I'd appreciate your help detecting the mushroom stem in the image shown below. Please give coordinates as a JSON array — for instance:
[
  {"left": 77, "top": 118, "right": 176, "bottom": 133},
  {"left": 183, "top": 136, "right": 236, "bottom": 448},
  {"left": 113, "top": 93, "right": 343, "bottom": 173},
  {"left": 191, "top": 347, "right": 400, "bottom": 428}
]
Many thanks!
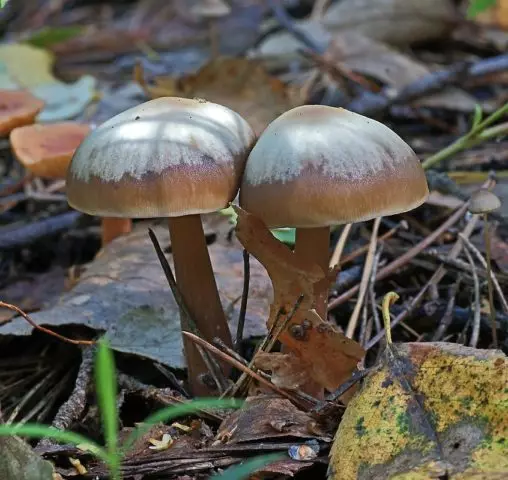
[
  {"left": 168, "top": 214, "right": 232, "bottom": 395},
  {"left": 101, "top": 218, "right": 132, "bottom": 245},
  {"left": 483, "top": 213, "right": 498, "bottom": 348},
  {"left": 294, "top": 226, "right": 330, "bottom": 319}
]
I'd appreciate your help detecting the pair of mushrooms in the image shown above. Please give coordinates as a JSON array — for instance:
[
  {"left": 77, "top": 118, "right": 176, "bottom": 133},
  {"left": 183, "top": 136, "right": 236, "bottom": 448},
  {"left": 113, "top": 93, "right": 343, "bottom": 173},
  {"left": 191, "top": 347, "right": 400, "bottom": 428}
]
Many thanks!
[{"left": 65, "top": 97, "right": 429, "bottom": 394}]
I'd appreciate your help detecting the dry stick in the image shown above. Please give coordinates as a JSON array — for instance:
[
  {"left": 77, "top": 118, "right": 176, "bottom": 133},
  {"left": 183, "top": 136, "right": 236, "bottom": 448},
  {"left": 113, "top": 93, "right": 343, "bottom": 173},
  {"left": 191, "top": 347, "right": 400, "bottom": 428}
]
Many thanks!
[
  {"left": 183, "top": 332, "right": 310, "bottom": 409},
  {"left": 148, "top": 229, "right": 227, "bottom": 392},
  {"left": 463, "top": 248, "right": 481, "bottom": 348},
  {"left": 338, "top": 221, "right": 406, "bottom": 266},
  {"left": 346, "top": 217, "right": 381, "bottom": 338},
  {"left": 366, "top": 209, "right": 482, "bottom": 349},
  {"left": 432, "top": 279, "right": 462, "bottom": 342},
  {"left": 329, "top": 203, "right": 470, "bottom": 310},
  {"left": 235, "top": 249, "right": 250, "bottom": 351},
  {"left": 458, "top": 233, "right": 508, "bottom": 314},
  {"left": 37, "top": 346, "right": 96, "bottom": 448},
  {"left": 329, "top": 223, "right": 353, "bottom": 268},
  {"left": 227, "top": 295, "right": 305, "bottom": 398},
  {"left": 0, "top": 301, "right": 94, "bottom": 345}
]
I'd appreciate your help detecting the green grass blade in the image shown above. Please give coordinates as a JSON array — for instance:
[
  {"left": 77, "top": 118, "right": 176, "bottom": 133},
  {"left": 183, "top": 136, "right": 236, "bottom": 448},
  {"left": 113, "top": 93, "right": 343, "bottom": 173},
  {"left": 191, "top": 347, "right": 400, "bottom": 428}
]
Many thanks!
[
  {"left": 0, "top": 424, "right": 109, "bottom": 463},
  {"left": 217, "top": 453, "right": 286, "bottom": 480},
  {"left": 95, "top": 338, "right": 119, "bottom": 469},
  {"left": 123, "top": 398, "right": 242, "bottom": 453},
  {"left": 467, "top": 0, "right": 496, "bottom": 18}
]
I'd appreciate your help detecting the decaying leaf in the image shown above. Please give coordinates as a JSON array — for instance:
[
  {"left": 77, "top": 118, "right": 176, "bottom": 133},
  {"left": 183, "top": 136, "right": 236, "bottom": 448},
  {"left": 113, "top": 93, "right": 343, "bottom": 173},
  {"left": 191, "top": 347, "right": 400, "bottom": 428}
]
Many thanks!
[
  {"left": 254, "top": 352, "right": 315, "bottom": 392},
  {"left": 324, "top": 31, "right": 478, "bottom": 112},
  {"left": 216, "top": 395, "right": 331, "bottom": 444},
  {"left": 234, "top": 207, "right": 365, "bottom": 391},
  {"left": 323, "top": 0, "right": 461, "bottom": 46},
  {"left": 0, "top": 221, "right": 271, "bottom": 369},
  {"left": 0, "top": 437, "right": 55, "bottom": 480},
  {"left": 329, "top": 342, "right": 508, "bottom": 479},
  {"left": 136, "top": 57, "right": 302, "bottom": 134}
]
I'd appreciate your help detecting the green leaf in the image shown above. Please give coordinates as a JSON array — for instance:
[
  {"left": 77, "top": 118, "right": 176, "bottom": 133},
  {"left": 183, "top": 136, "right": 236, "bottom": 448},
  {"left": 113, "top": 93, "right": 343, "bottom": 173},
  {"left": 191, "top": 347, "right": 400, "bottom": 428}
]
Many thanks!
[
  {"left": 472, "top": 104, "right": 483, "bottom": 128},
  {"left": 123, "top": 398, "right": 242, "bottom": 453},
  {"left": 217, "top": 453, "right": 286, "bottom": 479},
  {"left": 95, "top": 338, "right": 119, "bottom": 472},
  {"left": 467, "top": 0, "right": 496, "bottom": 18},
  {"left": 0, "top": 424, "right": 108, "bottom": 463},
  {"left": 271, "top": 228, "right": 295, "bottom": 245},
  {"left": 23, "top": 26, "right": 83, "bottom": 49}
]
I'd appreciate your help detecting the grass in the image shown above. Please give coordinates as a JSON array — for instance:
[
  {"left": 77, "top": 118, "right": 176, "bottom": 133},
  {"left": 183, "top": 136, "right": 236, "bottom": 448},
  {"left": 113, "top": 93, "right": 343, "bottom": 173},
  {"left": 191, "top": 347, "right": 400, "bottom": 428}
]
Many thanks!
[{"left": 0, "top": 338, "right": 284, "bottom": 479}]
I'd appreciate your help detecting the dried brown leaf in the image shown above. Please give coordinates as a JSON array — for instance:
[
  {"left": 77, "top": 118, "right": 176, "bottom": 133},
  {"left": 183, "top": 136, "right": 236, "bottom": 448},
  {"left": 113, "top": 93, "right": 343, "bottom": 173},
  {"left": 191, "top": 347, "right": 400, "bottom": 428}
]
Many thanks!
[
  {"left": 234, "top": 207, "right": 364, "bottom": 391},
  {"left": 137, "top": 57, "right": 303, "bottom": 134}
]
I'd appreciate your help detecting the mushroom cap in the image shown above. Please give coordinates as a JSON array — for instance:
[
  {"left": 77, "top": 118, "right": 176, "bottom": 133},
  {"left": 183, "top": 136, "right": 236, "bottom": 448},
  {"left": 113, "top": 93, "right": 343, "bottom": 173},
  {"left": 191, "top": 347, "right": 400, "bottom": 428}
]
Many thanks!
[
  {"left": 66, "top": 97, "right": 256, "bottom": 218},
  {"left": 10, "top": 122, "right": 90, "bottom": 178},
  {"left": 0, "top": 90, "right": 45, "bottom": 135},
  {"left": 239, "top": 105, "right": 429, "bottom": 228},
  {"left": 469, "top": 189, "right": 501, "bottom": 214}
]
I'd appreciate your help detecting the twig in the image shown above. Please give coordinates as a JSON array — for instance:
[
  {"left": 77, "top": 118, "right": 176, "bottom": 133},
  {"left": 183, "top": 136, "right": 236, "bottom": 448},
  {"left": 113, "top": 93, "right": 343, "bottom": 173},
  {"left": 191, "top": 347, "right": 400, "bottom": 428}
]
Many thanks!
[
  {"left": 458, "top": 233, "right": 508, "bottom": 314},
  {"left": 365, "top": 204, "right": 483, "bottom": 349},
  {"left": 462, "top": 248, "right": 481, "bottom": 348},
  {"left": 432, "top": 279, "right": 461, "bottom": 341},
  {"left": 346, "top": 218, "right": 381, "bottom": 338},
  {"left": 183, "top": 332, "right": 311, "bottom": 409},
  {"left": 235, "top": 250, "right": 250, "bottom": 351},
  {"left": 347, "top": 54, "right": 508, "bottom": 117},
  {"left": 329, "top": 203, "right": 470, "bottom": 309},
  {"left": 227, "top": 296, "right": 304, "bottom": 398},
  {"left": 329, "top": 223, "right": 352, "bottom": 268},
  {"left": 266, "top": 0, "right": 324, "bottom": 53},
  {"left": 37, "top": 346, "right": 95, "bottom": 447},
  {"left": 147, "top": 229, "right": 227, "bottom": 390},
  {"left": 338, "top": 220, "right": 406, "bottom": 266},
  {"left": 0, "top": 211, "right": 81, "bottom": 249},
  {"left": 213, "top": 338, "right": 250, "bottom": 368},
  {"left": 0, "top": 301, "right": 94, "bottom": 345}
]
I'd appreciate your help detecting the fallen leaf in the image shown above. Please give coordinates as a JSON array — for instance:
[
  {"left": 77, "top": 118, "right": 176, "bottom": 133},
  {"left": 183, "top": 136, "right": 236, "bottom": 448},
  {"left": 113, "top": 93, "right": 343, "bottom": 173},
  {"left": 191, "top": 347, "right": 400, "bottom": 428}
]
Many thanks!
[
  {"left": 0, "top": 43, "right": 96, "bottom": 122},
  {"left": 323, "top": 0, "right": 461, "bottom": 46},
  {"left": 329, "top": 342, "right": 508, "bottom": 479},
  {"left": 216, "top": 395, "right": 331, "bottom": 444},
  {"left": 0, "top": 221, "right": 271, "bottom": 369},
  {"left": 254, "top": 352, "right": 316, "bottom": 392},
  {"left": 136, "top": 57, "right": 302, "bottom": 134},
  {"left": 0, "top": 437, "right": 55, "bottom": 480},
  {"left": 324, "top": 31, "right": 478, "bottom": 112},
  {"left": 234, "top": 207, "right": 364, "bottom": 391}
]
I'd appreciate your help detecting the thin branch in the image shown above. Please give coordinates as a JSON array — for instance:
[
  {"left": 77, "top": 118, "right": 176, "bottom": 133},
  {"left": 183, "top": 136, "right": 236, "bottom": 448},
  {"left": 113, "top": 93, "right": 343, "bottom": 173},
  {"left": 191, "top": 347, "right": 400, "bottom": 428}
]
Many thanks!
[
  {"left": 463, "top": 247, "right": 481, "bottom": 348},
  {"left": 235, "top": 249, "right": 250, "bottom": 351}
]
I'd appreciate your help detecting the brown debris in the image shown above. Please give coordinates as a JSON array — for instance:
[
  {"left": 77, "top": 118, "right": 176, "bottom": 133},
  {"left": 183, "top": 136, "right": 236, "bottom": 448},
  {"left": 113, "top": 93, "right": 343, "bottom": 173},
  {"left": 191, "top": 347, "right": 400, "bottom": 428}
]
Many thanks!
[{"left": 0, "top": 89, "right": 44, "bottom": 135}]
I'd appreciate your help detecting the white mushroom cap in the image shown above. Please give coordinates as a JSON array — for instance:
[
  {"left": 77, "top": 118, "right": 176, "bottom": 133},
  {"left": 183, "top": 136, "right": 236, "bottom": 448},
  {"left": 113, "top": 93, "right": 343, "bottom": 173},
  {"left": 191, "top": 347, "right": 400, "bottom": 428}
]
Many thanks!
[
  {"left": 240, "top": 105, "right": 429, "bottom": 228},
  {"left": 469, "top": 189, "right": 501, "bottom": 214},
  {"left": 67, "top": 97, "right": 255, "bottom": 218}
]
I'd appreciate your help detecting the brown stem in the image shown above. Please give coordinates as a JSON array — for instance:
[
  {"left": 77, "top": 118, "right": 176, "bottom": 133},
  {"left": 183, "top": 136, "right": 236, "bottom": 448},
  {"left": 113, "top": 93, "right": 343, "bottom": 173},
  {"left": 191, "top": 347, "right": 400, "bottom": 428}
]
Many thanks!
[
  {"left": 168, "top": 214, "right": 232, "bottom": 396},
  {"left": 101, "top": 218, "right": 132, "bottom": 245},
  {"left": 484, "top": 213, "right": 498, "bottom": 348},
  {"left": 294, "top": 226, "right": 330, "bottom": 319}
]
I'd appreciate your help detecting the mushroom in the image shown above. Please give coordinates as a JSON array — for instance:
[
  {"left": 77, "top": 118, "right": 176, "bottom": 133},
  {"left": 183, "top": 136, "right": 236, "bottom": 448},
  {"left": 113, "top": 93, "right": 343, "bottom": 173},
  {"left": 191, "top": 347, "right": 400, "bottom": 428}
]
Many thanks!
[
  {"left": 66, "top": 97, "right": 256, "bottom": 394},
  {"left": 191, "top": 0, "right": 231, "bottom": 60},
  {"left": 10, "top": 122, "right": 91, "bottom": 178},
  {"left": 0, "top": 90, "right": 45, "bottom": 135},
  {"left": 240, "top": 105, "right": 429, "bottom": 321},
  {"left": 469, "top": 188, "right": 502, "bottom": 348}
]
